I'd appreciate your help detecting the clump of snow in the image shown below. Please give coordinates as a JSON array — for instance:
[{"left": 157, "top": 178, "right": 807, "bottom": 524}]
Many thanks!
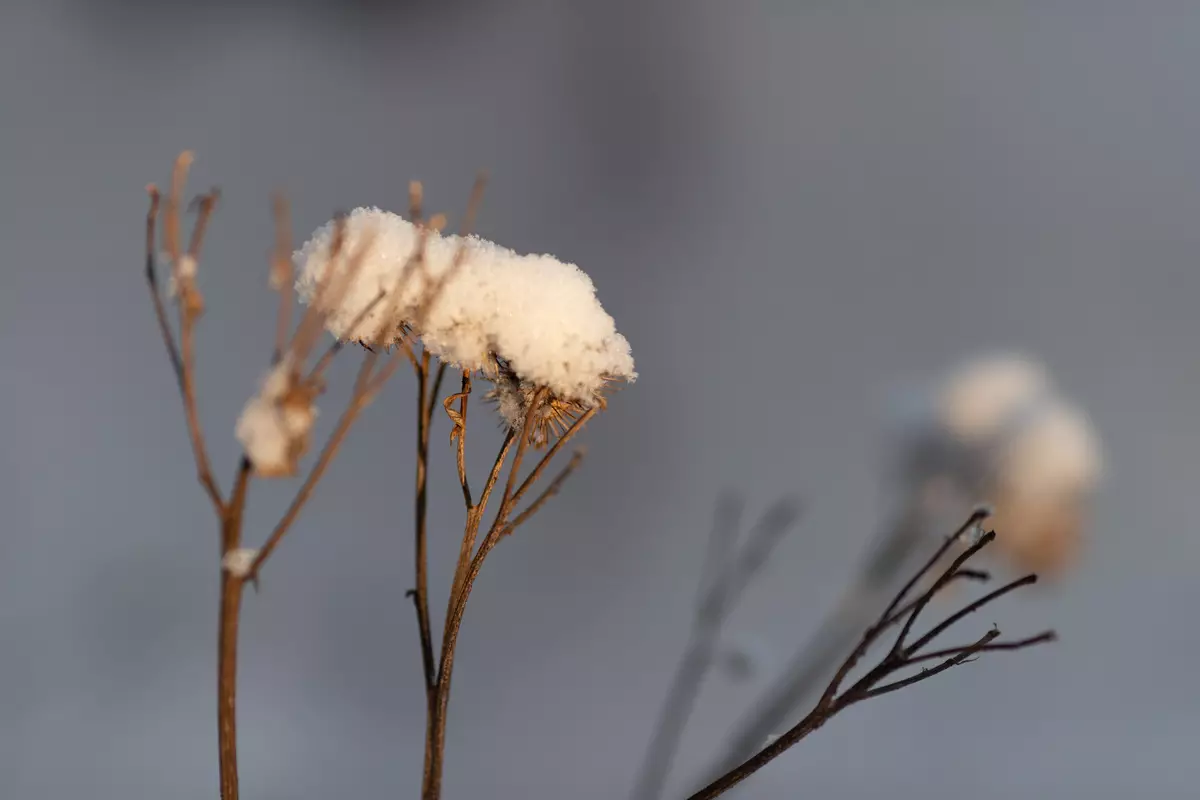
[
  {"left": 234, "top": 358, "right": 318, "bottom": 477},
  {"left": 167, "top": 254, "right": 198, "bottom": 299},
  {"left": 293, "top": 208, "right": 636, "bottom": 405},
  {"left": 221, "top": 548, "right": 260, "bottom": 579}
]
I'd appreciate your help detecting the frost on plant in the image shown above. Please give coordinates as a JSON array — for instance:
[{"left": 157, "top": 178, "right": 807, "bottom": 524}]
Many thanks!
[
  {"left": 294, "top": 208, "right": 636, "bottom": 434},
  {"left": 221, "top": 548, "right": 260, "bottom": 579}
]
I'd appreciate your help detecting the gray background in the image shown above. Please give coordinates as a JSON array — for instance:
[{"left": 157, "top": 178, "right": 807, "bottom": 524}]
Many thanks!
[{"left": 2, "top": 1, "right": 1198, "bottom": 797}]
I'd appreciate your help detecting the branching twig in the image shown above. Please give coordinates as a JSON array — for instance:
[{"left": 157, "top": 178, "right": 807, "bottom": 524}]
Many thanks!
[
  {"left": 144, "top": 154, "right": 224, "bottom": 514},
  {"left": 631, "top": 496, "right": 802, "bottom": 800},
  {"left": 686, "top": 509, "right": 1054, "bottom": 800},
  {"left": 424, "top": 387, "right": 595, "bottom": 800},
  {"left": 708, "top": 504, "right": 985, "bottom": 780},
  {"left": 147, "top": 153, "right": 412, "bottom": 800}
]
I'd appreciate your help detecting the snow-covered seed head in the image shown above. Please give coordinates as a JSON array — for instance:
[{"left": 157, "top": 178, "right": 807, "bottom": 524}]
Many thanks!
[
  {"left": 234, "top": 358, "right": 320, "bottom": 477},
  {"left": 294, "top": 208, "right": 636, "bottom": 417},
  {"left": 483, "top": 357, "right": 617, "bottom": 447}
]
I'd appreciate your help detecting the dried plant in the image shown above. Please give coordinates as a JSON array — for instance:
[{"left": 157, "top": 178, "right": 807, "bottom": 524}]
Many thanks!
[
  {"left": 685, "top": 507, "right": 1055, "bottom": 799},
  {"left": 148, "top": 152, "right": 1069, "bottom": 800},
  {"left": 146, "top": 152, "right": 633, "bottom": 800}
]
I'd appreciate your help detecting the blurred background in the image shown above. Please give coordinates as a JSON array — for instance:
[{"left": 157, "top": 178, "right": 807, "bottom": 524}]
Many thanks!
[{"left": 2, "top": 1, "right": 1199, "bottom": 797}]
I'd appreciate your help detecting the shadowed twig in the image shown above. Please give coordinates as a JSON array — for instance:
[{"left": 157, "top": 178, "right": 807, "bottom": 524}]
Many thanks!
[
  {"left": 686, "top": 507, "right": 1055, "bottom": 799},
  {"left": 705, "top": 496, "right": 948, "bottom": 784},
  {"left": 631, "top": 495, "right": 802, "bottom": 800}
]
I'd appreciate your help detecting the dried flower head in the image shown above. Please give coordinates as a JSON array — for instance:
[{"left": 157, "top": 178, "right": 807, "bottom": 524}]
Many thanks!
[
  {"left": 294, "top": 208, "right": 636, "bottom": 406},
  {"left": 482, "top": 356, "right": 617, "bottom": 446}
]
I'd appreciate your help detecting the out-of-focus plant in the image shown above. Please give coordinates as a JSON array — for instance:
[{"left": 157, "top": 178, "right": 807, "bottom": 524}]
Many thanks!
[{"left": 669, "top": 354, "right": 1102, "bottom": 797}]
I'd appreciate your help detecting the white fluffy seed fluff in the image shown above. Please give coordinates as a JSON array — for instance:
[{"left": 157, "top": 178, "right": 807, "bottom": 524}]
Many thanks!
[
  {"left": 293, "top": 208, "right": 636, "bottom": 404},
  {"left": 234, "top": 358, "right": 318, "bottom": 476},
  {"left": 221, "top": 548, "right": 260, "bottom": 579}
]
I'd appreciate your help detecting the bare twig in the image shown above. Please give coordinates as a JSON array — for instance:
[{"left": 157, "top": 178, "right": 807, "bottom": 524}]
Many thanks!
[
  {"left": 686, "top": 510, "right": 1054, "bottom": 800},
  {"left": 445, "top": 370, "right": 473, "bottom": 508},
  {"left": 708, "top": 505, "right": 988, "bottom": 779},
  {"left": 424, "top": 386, "right": 594, "bottom": 800},
  {"left": 145, "top": 155, "right": 224, "bottom": 514},
  {"left": 412, "top": 351, "right": 440, "bottom": 696},
  {"left": 247, "top": 352, "right": 392, "bottom": 579},
  {"left": 269, "top": 193, "right": 294, "bottom": 364},
  {"left": 216, "top": 459, "right": 251, "bottom": 800},
  {"left": 503, "top": 449, "right": 585, "bottom": 533},
  {"left": 508, "top": 405, "right": 595, "bottom": 512},
  {"left": 147, "top": 152, "right": 425, "bottom": 800},
  {"left": 445, "top": 429, "right": 516, "bottom": 633}
]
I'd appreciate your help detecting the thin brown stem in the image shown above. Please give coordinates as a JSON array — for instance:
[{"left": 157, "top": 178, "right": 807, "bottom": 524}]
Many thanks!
[
  {"left": 412, "top": 353, "right": 437, "bottom": 695},
  {"left": 145, "top": 165, "right": 225, "bottom": 514},
  {"left": 144, "top": 186, "right": 184, "bottom": 393},
  {"left": 216, "top": 459, "right": 251, "bottom": 800},
  {"left": 247, "top": 352, "right": 395, "bottom": 580},
  {"left": 451, "top": 371, "right": 472, "bottom": 508},
  {"left": 175, "top": 192, "right": 222, "bottom": 512},
  {"left": 427, "top": 387, "right": 589, "bottom": 800},
  {"left": 409, "top": 352, "right": 440, "bottom": 793},
  {"left": 186, "top": 191, "right": 220, "bottom": 261},
  {"left": 508, "top": 406, "right": 596, "bottom": 511},
  {"left": 851, "top": 629, "right": 1001, "bottom": 702},
  {"left": 270, "top": 193, "right": 294, "bottom": 364},
  {"left": 904, "top": 572, "right": 1037, "bottom": 656},
  {"left": 445, "top": 430, "right": 516, "bottom": 635},
  {"left": 502, "top": 450, "right": 584, "bottom": 534},
  {"left": 879, "top": 507, "right": 990, "bottom": 622},
  {"left": 904, "top": 631, "right": 1057, "bottom": 667}
]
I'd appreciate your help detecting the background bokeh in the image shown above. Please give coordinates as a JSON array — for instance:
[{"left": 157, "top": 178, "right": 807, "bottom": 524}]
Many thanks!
[{"left": 3, "top": 1, "right": 1199, "bottom": 797}]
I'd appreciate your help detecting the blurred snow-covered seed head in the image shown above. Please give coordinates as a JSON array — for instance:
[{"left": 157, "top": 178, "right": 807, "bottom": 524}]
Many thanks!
[
  {"left": 935, "top": 353, "right": 1051, "bottom": 445},
  {"left": 893, "top": 353, "right": 1103, "bottom": 578},
  {"left": 986, "top": 396, "right": 1103, "bottom": 575}
]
